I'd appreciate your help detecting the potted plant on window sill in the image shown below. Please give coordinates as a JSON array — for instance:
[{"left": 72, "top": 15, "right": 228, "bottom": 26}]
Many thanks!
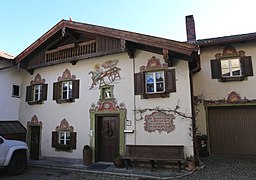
[
  {"left": 185, "top": 155, "right": 197, "bottom": 171},
  {"left": 113, "top": 154, "right": 125, "bottom": 168}
]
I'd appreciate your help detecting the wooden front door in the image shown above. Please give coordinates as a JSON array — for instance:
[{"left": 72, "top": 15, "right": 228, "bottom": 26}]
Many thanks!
[
  {"left": 30, "top": 126, "right": 40, "bottom": 160},
  {"left": 96, "top": 116, "right": 119, "bottom": 162}
]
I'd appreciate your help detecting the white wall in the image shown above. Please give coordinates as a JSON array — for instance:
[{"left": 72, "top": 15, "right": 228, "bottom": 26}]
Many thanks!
[
  {"left": 0, "top": 60, "right": 21, "bottom": 120},
  {"left": 19, "top": 50, "right": 194, "bottom": 159}
]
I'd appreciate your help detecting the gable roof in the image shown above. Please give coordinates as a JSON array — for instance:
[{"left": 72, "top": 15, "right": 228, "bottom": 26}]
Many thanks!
[
  {"left": 197, "top": 32, "right": 256, "bottom": 47},
  {"left": 15, "top": 19, "right": 197, "bottom": 63}
]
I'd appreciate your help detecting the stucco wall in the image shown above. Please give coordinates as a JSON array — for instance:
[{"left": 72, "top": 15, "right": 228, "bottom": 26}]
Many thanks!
[
  {"left": 19, "top": 50, "right": 193, "bottom": 160},
  {"left": 0, "top": 60, "right": 21, "bottom": 120},
  {"left": 193, "top": 41, "right": 256, "bottom": 134}
]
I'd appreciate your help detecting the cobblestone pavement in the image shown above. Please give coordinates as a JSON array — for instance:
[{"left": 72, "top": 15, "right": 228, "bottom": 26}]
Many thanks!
[
  {"left": 0, "top": 167, "right": 139, "bottom": 180},
  {"left": 180, "top": 155, "right": 256, "bottom": 180},
  {"left": 1, "top": 155, "right": 256, "bottom": 180}
]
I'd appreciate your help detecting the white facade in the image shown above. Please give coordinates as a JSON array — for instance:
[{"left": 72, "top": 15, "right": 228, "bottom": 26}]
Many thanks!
[
  {"left": 18, "top": 50, "right": 193, "bottom": 160},
  {"left": 0, "top": 60, "right": 21, "bottom": 120}
]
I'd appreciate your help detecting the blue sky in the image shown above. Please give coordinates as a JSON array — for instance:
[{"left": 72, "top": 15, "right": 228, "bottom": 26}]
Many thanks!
[{"left": 1, "top": 0, "right": 256, "bottom": 56}]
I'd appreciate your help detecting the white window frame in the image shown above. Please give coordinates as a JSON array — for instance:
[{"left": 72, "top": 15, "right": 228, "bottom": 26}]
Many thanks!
[
  {"left": 33, "top": 84, "right": 42, "bottom": 101},
  {"left": 61, "top": 81, "right": 72, "bottom": 99},
  {"left": 58, "top": 131, "right": 70, "bottom": 145},
  {"left": 145, "top": 71, "right": 165, "bottom": 94},
  {"left": 221, "top": 58, "right": 241, "bottom": 77}
]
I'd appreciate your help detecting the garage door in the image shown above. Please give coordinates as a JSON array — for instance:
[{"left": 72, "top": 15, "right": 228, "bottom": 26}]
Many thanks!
[{"left": 208, "top": 106, "right": 256, "bottom": 155}]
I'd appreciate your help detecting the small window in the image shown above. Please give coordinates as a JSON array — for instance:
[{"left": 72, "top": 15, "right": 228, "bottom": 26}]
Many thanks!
[
  {"left": 51, "top": 119, "right": 77, "bottom": 151},
  {"left": 221, "top": 58, "right": 241, "bottom": 77},
  {"left": 145, "top": 71, "right": 165, "bottom": 93},
  {"left": 59, "top": 131, "right": 70, "bottom": 145},
  {"left": 211, "top": 56, "right": 253, "bottom": 81},
  {"left": 26, "top": 84, "right": 48, "bottom": 104},
  {"left": 134, "top": 69, "right": 176, "bottom": 98},
  {"left": 53, "top": 80, "right": 79, "bottom": 103},
  {"left": 62, "top": 81, "right": 72, "bottom": 99},
  {"left": 34, "top": 84, "right": 42, "bottom": 101},
  {"left": 12, "top": 85, "right": 20, "bottom": 98}
]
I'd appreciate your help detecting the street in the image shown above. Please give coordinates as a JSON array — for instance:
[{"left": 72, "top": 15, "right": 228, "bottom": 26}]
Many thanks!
[{"left": 0, "top": 167, "right": 138, "bottom": 180}]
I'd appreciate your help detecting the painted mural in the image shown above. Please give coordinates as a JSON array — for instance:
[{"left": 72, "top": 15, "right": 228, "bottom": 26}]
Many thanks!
[{"left": 88, "top": 59, "right": 121, "bottom": 89}]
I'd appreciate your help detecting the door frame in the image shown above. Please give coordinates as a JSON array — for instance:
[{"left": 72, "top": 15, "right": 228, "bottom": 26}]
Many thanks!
[
  {"left": 90, "top": 111, "right": 126, "bottom": 163},
  {"left": 27, "top": 115, "right": 42, "bottom": 160}
]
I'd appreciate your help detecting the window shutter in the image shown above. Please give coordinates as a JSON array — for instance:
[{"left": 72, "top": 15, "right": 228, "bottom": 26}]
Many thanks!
[
  {"left": 52, "top": 131, "right": 58, "bottom": 148},
  {"left": 72, "top": 80, "right": 80, "bottom": 99},
  {"left": 26, "top": 86, "right": 32, "bottom": 102},
  {"left": 69, "top": 132, "right": 77, "bottom": 150},
  {"left": 241, "top": 56, "right": 253, "bottom": 77},
  {"left": 210, "top": 59, "right": 221, "bottom": 79},
  {"left": 53, "top": 82, "right": 61, "bottom": 100},
  {"left": 134, "top": 72, "right": 144, "bottom": 95},
  {"left": 41, "top": 84, "right": 48, "bottom": 101},
  {"left": 165, "top": 69, "right": 176, "bottom": 93}
]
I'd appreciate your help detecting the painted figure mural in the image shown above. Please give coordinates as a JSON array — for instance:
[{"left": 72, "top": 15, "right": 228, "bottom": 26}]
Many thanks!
[{"left": 89, "top": 59, "right": 121, "bottom": 89}]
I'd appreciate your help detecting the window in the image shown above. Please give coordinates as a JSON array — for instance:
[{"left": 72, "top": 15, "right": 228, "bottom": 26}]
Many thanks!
[
  {"left": 59, "top": 131, "right": 70, "bottom": 145},
  {"left": 221, "top": 58, "right": 241, "bottom": 77},
  {"left": 34, "top": 84, "right": 42, "bottom": 101},
  {"left": 134, "top": 69, "right": 176, "bottom": 98},
  {"left": 145, "top": 71, "right": 165, "bottom": 93},
  {"left": 51, "top": 119, "right": 77, "bottom": 151},
  {"left": 12, "top": 85, "right": 20, "bottom": 97},
  {"left": 62, "top": 81, "right": 72, "bottom": 99},
  {"left": 53, "top": 80, "right": 79, "bottom": 103},
  {"left": 26, "top": 84, "right": 48, "bottom": 104},
  {"left": 211, "top": 56, "right": 253, "bottom": 81}
]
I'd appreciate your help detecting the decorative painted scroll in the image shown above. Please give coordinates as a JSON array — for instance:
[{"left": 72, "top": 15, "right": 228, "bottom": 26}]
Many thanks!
[
  {"left": 55, "top": 119, "right": 74, "bottom": 132},
  {"left": 30, "top": 73, "right": 45, "bottom": 85},
  {"left": 144, "top": 112, "right": 175, "bottom": 133},
  {"left": 215, "top": 45, "right": 245, "bottom": 59},
  {"left": 57, "top": 69, "right": 76, "bottom": 82}
]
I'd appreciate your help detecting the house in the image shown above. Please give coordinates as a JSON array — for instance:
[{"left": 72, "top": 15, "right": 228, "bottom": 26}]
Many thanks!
[
  {"left": 13, "top": 20, "right": 198, "bottom": 162},
  {"left": 193, "top": 23, "right": 256, "bottom": 155},
  {"left": 0, "top": 51, "right": 26, "bottom": 141}
]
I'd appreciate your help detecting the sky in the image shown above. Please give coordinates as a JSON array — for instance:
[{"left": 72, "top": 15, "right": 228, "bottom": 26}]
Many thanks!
[{"left": 1, "top": 0, "right": 256, "bottom": 56}]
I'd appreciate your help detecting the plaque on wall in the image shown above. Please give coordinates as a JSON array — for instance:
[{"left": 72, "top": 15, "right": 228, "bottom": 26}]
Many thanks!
[{"left": 144, "top": 112, "right": 175, "bottom": 133}]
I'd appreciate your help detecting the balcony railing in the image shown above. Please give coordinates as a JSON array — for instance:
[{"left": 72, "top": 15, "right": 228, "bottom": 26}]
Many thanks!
[{"left": 45, "top": 40, "right": 96, "bottom": 62}]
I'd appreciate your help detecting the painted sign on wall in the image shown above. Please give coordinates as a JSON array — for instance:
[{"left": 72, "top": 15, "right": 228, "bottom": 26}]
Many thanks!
[{"left": 144, "top": 112, "right": 175, "bottom": 133}]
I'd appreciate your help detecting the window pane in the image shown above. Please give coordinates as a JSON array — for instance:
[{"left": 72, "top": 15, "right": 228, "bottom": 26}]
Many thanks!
[
  {"left": 147, "top": 84, "right": 154, "bottom": 92},
  {"left": 221, "top": 60, "right": 229, "bottom": 69},
  {"left": 156, "top": 72, "right": 164, "bottom": 82},
  {"left": 156, "top": 82, "right": 164, "bottom": 92},
  {"left": 146, "top": 73, "right": 154, "bottom": 83}
]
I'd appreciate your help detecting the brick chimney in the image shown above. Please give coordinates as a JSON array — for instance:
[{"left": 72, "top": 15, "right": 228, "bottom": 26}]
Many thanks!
[{"left": 186, "top": 15, "right": 196, "bottom": 43}]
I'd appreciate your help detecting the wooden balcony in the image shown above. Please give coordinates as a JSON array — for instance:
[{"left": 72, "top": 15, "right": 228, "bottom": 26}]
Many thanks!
[{"left": 45, "top": 40, "right": 96, "bottom": 63}]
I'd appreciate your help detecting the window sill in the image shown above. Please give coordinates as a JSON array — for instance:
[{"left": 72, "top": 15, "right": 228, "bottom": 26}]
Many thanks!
[
  {"left": 28, "top": 100, "right": 43, "bottom": 105},
  {"left": 56, "top": 98, "right": 75, "bottom": 104},
  {"left": 219, "top": 76, "right": 245, "bottom": 82},
  {"left": 143, "top": 92, "right": 170, "bottom": 99},
  {"left": 54, "top": 144, "right": 72, "bottom": 152}
]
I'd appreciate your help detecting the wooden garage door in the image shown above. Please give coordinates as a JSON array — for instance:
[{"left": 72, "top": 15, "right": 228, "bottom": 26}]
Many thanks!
[{"left": 208, "top": 106, "right": 256, "bottom": 155}]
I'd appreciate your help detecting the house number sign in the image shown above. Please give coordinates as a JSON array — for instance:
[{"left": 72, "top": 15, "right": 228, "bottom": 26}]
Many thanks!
[{"left": 144, "top": 112, "right": 175, "bottom": 133}]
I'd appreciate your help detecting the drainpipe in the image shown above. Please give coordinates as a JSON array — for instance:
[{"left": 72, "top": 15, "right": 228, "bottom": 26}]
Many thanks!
[{"left": 133, "top": 57, "right": 137, "bottom": 145}]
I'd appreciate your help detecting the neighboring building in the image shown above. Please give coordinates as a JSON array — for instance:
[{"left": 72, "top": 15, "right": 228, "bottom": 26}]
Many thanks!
[
  {"left": 13, "top": 20, "right": 197, "bottom": 162},
  {"left": 194, "top": 30, "right": 256, "bottom": 155},
  {"left": 0, "top": 51, "right": 26, "bottom": 141}
]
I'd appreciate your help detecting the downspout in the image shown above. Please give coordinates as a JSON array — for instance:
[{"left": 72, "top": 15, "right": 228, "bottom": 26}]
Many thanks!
[
  {"left": 133, "top": 57, "right": 137, "bottom": 145},
  {"left": 189, "top": 50, "right": 200, "bottom": 166}
]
